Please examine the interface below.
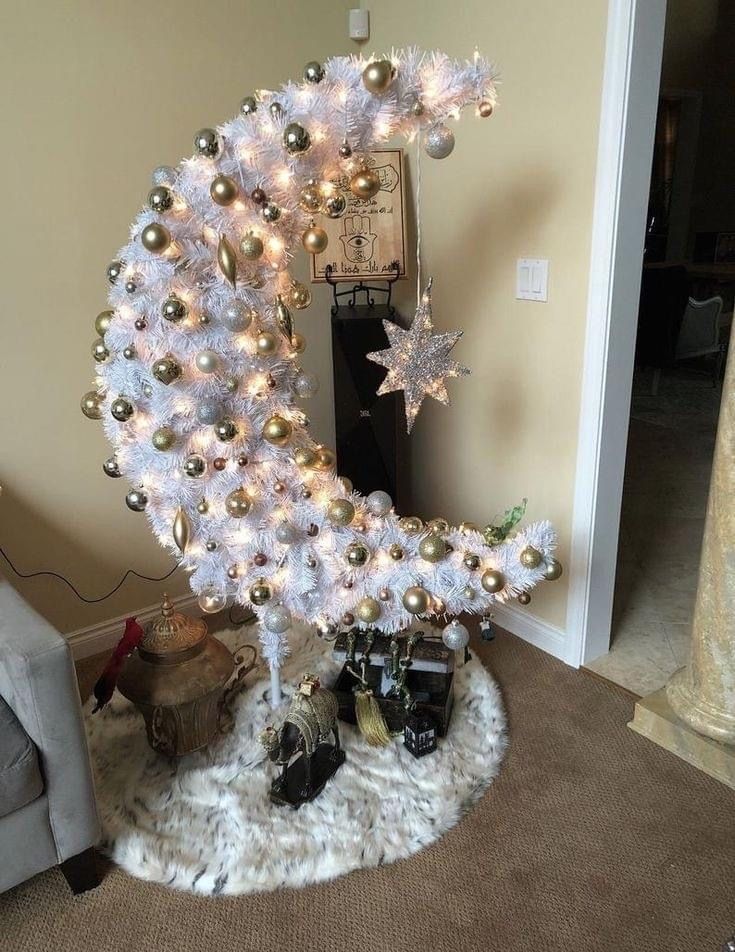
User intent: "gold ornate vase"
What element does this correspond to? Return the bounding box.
[117,594,255,757]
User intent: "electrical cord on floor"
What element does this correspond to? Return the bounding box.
[0,543,181,604]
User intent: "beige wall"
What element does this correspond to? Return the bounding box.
[0,0,351,632]
[366,0,608,630]
[1,0,610,640]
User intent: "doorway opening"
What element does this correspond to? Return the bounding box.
[584,1,734,694]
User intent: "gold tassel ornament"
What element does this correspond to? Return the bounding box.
[354,686,392,747]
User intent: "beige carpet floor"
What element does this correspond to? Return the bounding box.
[2,630,733,952]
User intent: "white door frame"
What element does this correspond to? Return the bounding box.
[565,0,668,667]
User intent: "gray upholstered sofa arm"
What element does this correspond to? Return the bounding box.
[0,579,100,863]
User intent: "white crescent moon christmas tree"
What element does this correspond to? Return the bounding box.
[80,49,561,705]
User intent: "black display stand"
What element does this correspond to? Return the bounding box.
[329,271,407,507]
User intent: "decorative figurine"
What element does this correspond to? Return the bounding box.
[260,675,345,807]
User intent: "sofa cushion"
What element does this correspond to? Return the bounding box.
[0,695,43,818]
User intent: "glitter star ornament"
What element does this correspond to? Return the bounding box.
[367,279,470,432]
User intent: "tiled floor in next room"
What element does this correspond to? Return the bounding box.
[584,367,721,696]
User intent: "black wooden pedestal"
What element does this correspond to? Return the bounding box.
[331,304,407,507]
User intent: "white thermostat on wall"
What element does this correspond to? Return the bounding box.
[349,8,370,40]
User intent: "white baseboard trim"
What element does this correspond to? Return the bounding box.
[490,602,569,664]
[66,592,201,660]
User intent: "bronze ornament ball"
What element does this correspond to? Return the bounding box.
[313,446,335,470]
[210,174,239,206]
[141,222,171,254]
[478,100,494,118]
[418,534,447,563]
[388,543,404,561]
[291,332,307,354]
[107,260,123,284]
[225,486,251,518]
[520,545,543,569]
[349,169,380,200]
[95,309,114,337]
[362,59,395,94]
[542,558,563,581]
[122,346,136,360]
[110,396,134,422]
[251,187,267,205]
[213,457,227,471]
[427,517,449,535]
[80,391,103,420]
[338,140,352,158]
[403,586,430,615]
[249,578,272,606]
[134,317,147,331]
[327,498,355,527]
[345,542,370,568]
[91,338,109,363]
[463,553,481,571]
[302,225,329,254]
[288,280,312,310]
[262,415,292,446]
[148,185,173,213]
[356,597,381,624]
[341,612,355,627]
[254,553,268,567]
[240,95,257,116]
[481,569,506,594]
[227,565,239,580]
[240,231,264,260]
[151,426,176,451]
[214,418,238,442]
[256,330,278,356]
[102,456,121,477]
[518,591,532,605]
[378,588,391,601]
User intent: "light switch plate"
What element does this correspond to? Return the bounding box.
[516,258,549,302]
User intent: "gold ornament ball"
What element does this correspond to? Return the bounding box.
[282,122,311,155]
[418,535,447,563]
[141,222,171,254]
[481,569,506,594]
[95,309,114,337]
[345,542,370,568]
[148,185,173,212]
[227,566,239,580]
[151,356,182,385]
[152,426,176,451]
[262,415,292,446]
[110,396,134,422]
[349,169,380,200]
[291,332,307,354]
[520,546,542,569]
[289,280,312,310]
[196,498,209,514]
[240,232,264,260]
[80,391,103,420]
[463,585,476,600]
[256,330,278,356]
[398,515,423,535]
[214,418,238,442]
[403,586,430,615]
[183,455,206,478]
[225,486,251,518]
[427,517,449,534]
[249,578,272,606]
[542,558,563,581]
[210,174,239,206]
[302,225,329,254]
[327,498,355,527]
[362,59,395,94]
[463,553,481,571]
[518,591,532,605]
[313,446,335,470]
[299,183,322,212]
[459,521,478,535]
[388,543,404,561]
[378,588,391,601]
[356,597,381,624]
[478,100,494,118]
[91,338,109,363]
[294,446,316,468]
[161,295,187,322]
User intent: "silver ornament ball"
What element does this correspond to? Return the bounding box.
[294,370,319,399]
[366,490,392,516]
[195,349,220,374]
[263,604,292,634]
[442,620,470,652]
[196,399,222,425]
[221,300,252,332]
[425,123,456,160]
[125,488,148,512]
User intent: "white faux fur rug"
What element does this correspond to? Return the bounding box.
[84,624,507,896]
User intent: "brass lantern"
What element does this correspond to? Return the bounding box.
[117,594,255,757]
